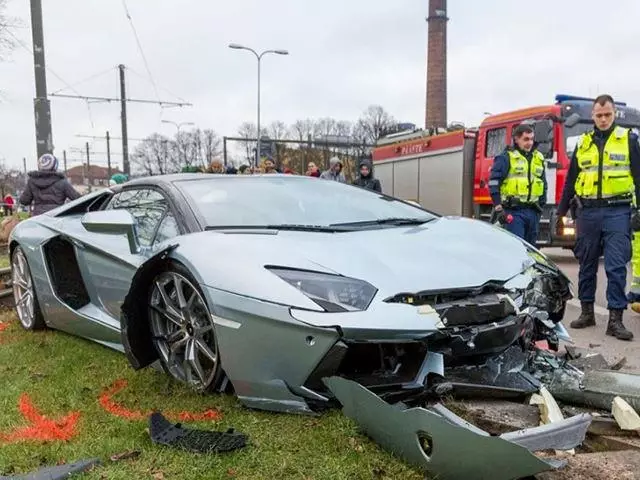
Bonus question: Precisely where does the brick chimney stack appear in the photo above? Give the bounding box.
[425,0,448,131]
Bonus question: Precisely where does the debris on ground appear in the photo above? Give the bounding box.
[324,376,591,480]
[612,396,640,432]
[0,458,100,480]
[109,450,141,462]
[148,412,248,454]
[530,386,576,455]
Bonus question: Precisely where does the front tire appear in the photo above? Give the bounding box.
[148,263,224,393]
[11,246,45,330]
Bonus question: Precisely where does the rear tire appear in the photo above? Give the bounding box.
[11,246,45,330]
[148,262,224,393]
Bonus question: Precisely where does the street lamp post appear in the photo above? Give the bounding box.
[162,120,195,168]
[228,43,289,167]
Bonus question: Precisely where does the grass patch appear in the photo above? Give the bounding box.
[0,311,422,479]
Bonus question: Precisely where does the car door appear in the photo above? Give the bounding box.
[72,187,179,326]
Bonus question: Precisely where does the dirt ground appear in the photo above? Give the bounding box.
[537,450,640,479]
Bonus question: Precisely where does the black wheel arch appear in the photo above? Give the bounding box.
[120,243,178,370]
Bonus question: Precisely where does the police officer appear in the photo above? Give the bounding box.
[556,94,640,341]
[628,214,640,314]
[488,123,546,245]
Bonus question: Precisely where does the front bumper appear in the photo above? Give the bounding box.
[202,281,554,414]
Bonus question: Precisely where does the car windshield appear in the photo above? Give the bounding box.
[175,176,436,229]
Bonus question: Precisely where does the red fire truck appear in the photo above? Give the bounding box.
[372,94,640,249]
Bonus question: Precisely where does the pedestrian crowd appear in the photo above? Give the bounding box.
[181,155,383,193]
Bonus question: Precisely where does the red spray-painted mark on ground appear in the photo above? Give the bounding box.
[0,322,10,333]
[99,379,222,422]
[0,393,80,443]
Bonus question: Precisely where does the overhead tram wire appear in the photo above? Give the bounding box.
[50,66,118,95]
[121,0,161,104]
[4,29,97,129]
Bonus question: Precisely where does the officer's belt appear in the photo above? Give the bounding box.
[578,195,633,208]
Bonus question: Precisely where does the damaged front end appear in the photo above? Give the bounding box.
[298,257,573,408]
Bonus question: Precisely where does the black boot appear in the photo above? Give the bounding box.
[606,309,634,341]
[570,302,596,329]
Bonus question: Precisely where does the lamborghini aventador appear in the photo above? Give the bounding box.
[9,174,572,413]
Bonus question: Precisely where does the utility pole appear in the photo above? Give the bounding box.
[86,142,92,192]
[223,136,228,166]
[30,0,53,158]
[119,65,129,176]
[106,131,112,179]
[50,65,192,177]
[63,150,67,174]
[22,158,27,176]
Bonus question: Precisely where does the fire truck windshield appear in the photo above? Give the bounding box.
[564,122,640,159]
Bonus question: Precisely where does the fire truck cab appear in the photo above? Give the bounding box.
[372,94,640,249]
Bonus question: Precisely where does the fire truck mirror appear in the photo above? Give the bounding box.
[533,119,554,143]
[536,141,552,158]
[563,113,581,129]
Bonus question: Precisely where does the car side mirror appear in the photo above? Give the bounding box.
[81,209,140,254]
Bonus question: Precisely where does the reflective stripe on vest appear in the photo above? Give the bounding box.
[574,126,633,199]
[499,149,545,203]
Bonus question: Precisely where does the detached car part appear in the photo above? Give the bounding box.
[0,458,100,480]
[325,377,592,480]
[148,412,248,454]
[547,369,640,413]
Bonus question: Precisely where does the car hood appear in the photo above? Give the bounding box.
[294,217,536,293]
[172,217,543,307]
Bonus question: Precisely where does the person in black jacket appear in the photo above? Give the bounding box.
[352,158,382,192]
[20,154,81,216]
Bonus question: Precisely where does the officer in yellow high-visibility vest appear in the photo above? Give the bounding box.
[556,94,640,341]
[629,213,640,313]
[488,123,547,245]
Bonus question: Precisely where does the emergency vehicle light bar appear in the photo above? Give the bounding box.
[555,94,627,107]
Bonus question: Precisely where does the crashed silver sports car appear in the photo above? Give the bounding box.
[10,173,572,413]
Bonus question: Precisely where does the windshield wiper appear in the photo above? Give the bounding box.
[330,217,433,228]
[205,224,352,233]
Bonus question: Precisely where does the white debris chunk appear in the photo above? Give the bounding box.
[612,396,640,432]
[531,387,575,455]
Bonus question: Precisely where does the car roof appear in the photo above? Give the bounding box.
[124,173,310,188]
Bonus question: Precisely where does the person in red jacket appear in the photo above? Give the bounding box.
[3,194,14,216]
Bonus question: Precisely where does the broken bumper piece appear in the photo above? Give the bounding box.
[324,377,591,480]
[148,412,248,454]
[0,458,101,480]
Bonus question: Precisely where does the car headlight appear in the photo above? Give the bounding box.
[266,267,377,312]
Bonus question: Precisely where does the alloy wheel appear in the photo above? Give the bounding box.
[12,248,35,329]
[149,271,219,391]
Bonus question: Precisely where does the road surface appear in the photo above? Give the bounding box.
[542,247,640,371]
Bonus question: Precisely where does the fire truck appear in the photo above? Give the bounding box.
[372,94,640,249]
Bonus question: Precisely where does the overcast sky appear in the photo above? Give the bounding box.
[1,0,639,171]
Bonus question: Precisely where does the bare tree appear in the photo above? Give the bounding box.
[316,117,338,139]
[173,131,193,168]
[267,121,288,141]
[289,119,316,143]
[0,160,23,198]
[200,129,221,167]
[237,122,257,163]
[131,134,179,175]
[356,105,396,145]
